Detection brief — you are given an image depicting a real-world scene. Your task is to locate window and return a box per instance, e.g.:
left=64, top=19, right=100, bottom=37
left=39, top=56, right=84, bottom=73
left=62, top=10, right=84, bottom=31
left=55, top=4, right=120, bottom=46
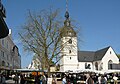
left=1, top=51, right=4, bottom=57
left=95, top=62, right=98, bottom=70
left=108, top=60, right=113, bottom=69
left=85, top=63, right=91, bottom=69
left=85, top=63, right=87, bottom=69
left=99, top=63, right=103, bottom=70
left=68, top=39, right=72, bottom=44
left=69, top=50, right=71, bottom=53
left=108, top=60, right=113, bottom=64
left=7, top=41, right=8, bottom=48
left=2, top=39, right=4, bottom=46
left=110, top=51, right=111, bottom=54
left=7, top=55, right=9, bottom=60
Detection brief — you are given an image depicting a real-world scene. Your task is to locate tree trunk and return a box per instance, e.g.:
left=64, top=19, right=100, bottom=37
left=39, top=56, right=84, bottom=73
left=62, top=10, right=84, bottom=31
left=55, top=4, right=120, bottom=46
left=47, top=65, right=51, bottom=77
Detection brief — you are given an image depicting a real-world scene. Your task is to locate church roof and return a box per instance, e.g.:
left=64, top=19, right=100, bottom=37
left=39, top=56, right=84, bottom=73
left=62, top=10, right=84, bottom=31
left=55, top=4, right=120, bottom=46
left=60, top=26, right=76, bottom=37
left=94, top=46, right=110, bottom=61
left=78, top=51, right=95, bottom=62
left=78, top=46, right=110, bottom=62
left=60, top=11, right=76, bottom=37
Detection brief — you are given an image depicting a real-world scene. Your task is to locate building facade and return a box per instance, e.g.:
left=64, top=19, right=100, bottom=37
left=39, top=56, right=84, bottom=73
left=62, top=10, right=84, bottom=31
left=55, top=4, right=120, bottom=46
left=77, top=46, right=120, bottom=72
left=60, top=11, right=78, bottom=72
left=0, top=30, right=21, bottom=72
left=59, top=11, right=120, bottom=73
left=28, top=55, right=41, bottom=70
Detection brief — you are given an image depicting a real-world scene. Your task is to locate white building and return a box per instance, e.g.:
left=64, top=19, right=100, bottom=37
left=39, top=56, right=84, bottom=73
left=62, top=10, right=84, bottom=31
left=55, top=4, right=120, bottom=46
left=77, top=46, right=119, bottom=72
left=59, top=11, right=120, bottom=73
left=28, top=56, right=41, bottom=70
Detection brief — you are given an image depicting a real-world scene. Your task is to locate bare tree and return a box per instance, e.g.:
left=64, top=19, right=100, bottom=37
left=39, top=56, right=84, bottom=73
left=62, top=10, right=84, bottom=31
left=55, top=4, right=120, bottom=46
left=19, top=8, right=81, bottom=76
left=19, top=9, right=64, bottom=75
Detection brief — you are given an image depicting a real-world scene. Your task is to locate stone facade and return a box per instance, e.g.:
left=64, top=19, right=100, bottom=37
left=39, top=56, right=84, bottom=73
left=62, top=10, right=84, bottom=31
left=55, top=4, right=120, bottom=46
left=0, top=30, right=21, bottom=70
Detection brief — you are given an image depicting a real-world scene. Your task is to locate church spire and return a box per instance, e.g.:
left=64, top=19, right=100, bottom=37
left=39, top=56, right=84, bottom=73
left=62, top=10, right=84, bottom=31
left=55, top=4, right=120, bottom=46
left=64, top=0, right=71, bottom=26
left=65, top=0, right=69, bottom=19
left=60, top=0, right=76, bottom=37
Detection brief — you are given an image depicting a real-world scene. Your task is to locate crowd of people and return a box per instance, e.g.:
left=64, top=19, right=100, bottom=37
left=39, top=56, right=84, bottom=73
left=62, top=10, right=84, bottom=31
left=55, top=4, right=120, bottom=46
left=15, top=73, right=47, bottom=84
left=51, top=72, right=120, bottom=84
left=0, top=72, right=47, bottom=84
left=0, top=72, right=120, bottom=84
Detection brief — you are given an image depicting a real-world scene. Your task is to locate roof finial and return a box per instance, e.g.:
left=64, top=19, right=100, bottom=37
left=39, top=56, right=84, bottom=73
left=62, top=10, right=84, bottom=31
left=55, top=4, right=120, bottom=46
left=65, top=0, right=69, bottom=19
left=66, top=0, right=68, bottom=12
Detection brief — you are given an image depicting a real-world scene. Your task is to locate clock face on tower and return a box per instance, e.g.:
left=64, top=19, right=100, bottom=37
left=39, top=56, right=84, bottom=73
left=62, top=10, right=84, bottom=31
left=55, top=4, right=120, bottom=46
left=68, top=39, right=72, bottom=44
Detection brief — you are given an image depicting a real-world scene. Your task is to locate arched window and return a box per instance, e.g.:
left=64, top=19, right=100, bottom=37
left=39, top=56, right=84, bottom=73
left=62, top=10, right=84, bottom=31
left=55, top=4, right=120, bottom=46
left=108, top=60, right=113, bottom=64
left=99, top=63, right=103, bottom=70
left=108, top=60, right=113, bottom=69
left=95, top=62, right=98, bottom=70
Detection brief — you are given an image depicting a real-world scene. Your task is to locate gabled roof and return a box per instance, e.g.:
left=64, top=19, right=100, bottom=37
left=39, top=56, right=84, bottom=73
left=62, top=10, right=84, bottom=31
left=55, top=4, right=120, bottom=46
left=78, top=51, right=95, bottom=62
left=78, top=46, right=110, bottom=62
left=94, top=46, right=110, bottom=61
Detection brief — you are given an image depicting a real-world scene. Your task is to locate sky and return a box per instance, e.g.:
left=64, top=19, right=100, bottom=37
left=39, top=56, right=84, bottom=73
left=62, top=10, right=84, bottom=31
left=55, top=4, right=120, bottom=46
left=2, top=0, right=120, bottom=68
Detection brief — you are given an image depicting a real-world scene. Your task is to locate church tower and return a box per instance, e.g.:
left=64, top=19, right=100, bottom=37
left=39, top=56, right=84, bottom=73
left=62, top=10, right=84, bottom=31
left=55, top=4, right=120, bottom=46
left=59, top=1, right=78, bottom=72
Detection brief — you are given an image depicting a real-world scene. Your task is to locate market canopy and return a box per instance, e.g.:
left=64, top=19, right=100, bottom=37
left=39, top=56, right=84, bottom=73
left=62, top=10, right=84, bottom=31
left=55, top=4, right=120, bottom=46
left=14, top=69, right=44, bottom=72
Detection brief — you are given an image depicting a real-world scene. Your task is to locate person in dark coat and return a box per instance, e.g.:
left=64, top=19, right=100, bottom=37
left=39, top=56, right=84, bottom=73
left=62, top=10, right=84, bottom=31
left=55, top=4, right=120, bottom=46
left=14, top=74, right=19, bottom=84
left=20, top=74, right=25, bottom=84
left=85, top=73, right=94, bottom=84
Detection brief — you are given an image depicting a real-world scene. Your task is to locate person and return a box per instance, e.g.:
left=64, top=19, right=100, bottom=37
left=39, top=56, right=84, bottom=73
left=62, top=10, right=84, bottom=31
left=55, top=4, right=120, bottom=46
left=85, top=73, right=94, bottom=84
left=52, top=77, right=57, bottom=84
left=92, top=74, right=98, bottom=84
left=20, top=74, right=25, bottom=84
left=73, top=74, right=77, bottom=84
left=113, top=74, right=118, bottom=84
left=62, top=75, right=67, bottom=84
left=41, top=74, right=47, bottom=84
left=67, top=79, right=71, bottom=84
left=43, top=74, right=47, bottom=84
left=14, top=74, right=19, bottom=84
left=39, top=75, right=43, bottom=84
left=12, top=74, right=15, bottom=80
left=100, top=75, right=107, bottom=84
left=98, top=74, right=102, bottom=84
left=35, top=75, right=39, bottom=84
left=1, top=74, right=6, bottom=84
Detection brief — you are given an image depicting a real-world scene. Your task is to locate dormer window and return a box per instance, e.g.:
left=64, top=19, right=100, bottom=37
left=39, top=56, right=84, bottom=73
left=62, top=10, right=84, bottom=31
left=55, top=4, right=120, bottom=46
left=68, top=39, right=72, bottom=44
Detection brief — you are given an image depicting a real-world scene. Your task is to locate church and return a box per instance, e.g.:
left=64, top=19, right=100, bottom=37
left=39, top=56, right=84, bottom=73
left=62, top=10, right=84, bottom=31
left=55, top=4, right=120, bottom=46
left=59, top=10, right=120, bottom=73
